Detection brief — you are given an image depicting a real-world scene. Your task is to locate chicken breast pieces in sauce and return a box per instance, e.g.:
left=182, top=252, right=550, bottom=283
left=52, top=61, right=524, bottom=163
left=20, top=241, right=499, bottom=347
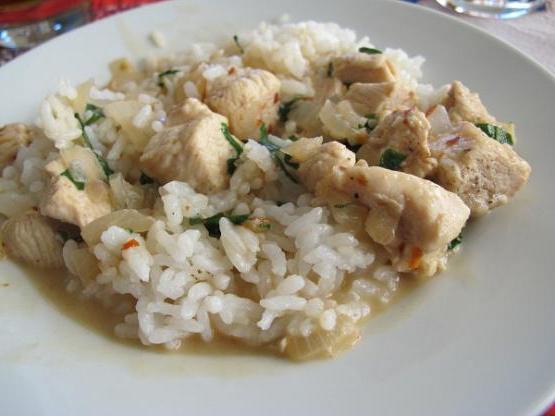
left=141, top=98, right=235, bottom=194
left=205, top=67, right=280, bottom=140
left=430, top=122, right=531, bottom=216
left=297, top=142, right=470, bottom=277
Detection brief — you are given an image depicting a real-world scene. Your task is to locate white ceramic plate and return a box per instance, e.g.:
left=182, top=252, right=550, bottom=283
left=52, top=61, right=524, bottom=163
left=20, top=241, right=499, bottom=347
left=1, top=1, right=554, bottom=415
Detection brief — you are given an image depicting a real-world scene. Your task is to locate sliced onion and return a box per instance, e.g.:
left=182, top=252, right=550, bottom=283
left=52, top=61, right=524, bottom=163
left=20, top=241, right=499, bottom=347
left=427, top=104, right=453, bottom=136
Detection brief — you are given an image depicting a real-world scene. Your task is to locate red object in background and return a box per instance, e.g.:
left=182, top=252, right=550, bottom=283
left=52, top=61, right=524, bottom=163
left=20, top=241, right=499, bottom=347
left=0, top=0, right=86, bottom=24
left=90, top=0, right=161, bottom=19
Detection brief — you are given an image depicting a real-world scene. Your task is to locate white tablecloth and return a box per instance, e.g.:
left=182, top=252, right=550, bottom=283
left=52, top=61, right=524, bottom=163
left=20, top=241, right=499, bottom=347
left=418, top=0, right=555, bottom=74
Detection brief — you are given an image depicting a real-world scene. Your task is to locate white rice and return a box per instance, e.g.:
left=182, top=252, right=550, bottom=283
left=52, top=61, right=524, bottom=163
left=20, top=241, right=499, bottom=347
left=0, top=19, right=433, bottom=357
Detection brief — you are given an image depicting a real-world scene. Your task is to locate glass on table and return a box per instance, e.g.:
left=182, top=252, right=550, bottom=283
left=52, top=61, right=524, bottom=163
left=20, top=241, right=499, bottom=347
left=0, top=0, right=90, bottom=50
left=435, top=0, right=547, bottom=19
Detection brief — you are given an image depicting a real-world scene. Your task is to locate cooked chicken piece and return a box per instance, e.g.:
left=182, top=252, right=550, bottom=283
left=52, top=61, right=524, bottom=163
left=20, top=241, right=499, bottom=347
left=1, top=211, right=64, bottom=269
left=345, top=82, right=415, bottom=117
left=40, top=150, right=112, bottom=228
left=443, top=81, right=495, bottom=124
left=319, top=162, right=469, bottom=276
left=298, top=141, right=469, bottom=276
left=289, top=74, right=345, bottom=137
left=0, top=123, right=32, bottom=170
left=140, top=98, right=234, bottom=193
left=297, top=141, right=356, bottom=191
left=205, top=67, right=280, bottom=140
left=332, top=53, right=397, bottom=85
left=357, top=108, right=437, bottom=177
left=430, top=122, right=531, bottom=216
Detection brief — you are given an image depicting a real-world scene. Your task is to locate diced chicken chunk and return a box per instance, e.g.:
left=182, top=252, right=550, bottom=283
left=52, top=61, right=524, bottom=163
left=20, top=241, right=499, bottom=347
left=298, top=143, right=469, bottom=276
left=0, top=123, right=32, bottom=170
left=40, top=176, right=112, bottom=228
left=205, top=67, right=280, bottom=140
left=443, top=81, right=495, bottom=124
left=1, top=211, right=64, bottom=269
left=345, top=82, right=415, bottom=117
left=332, top=53, right=397, bottom=85
left=40, top=146, right=112, bottom=228
left=430, top=122, right=531, bottom=216
left=357, top=108, right=436, bottom=177
left=298, top=141, right=356, bottom=191
left=140, top=98, right=234, bottom=193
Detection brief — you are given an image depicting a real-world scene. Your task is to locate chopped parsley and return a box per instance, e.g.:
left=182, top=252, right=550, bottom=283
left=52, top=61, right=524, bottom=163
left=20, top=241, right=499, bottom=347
left=379, top=148, right=407, bottom=171
left=190, top=212, right=250, bottom=238
left=358, top=46, right=382, bottom=55
left=448, top=232, right=463, bottom=250
left=258, top=124, right=299, bottom=183
left=358, top=113, right=378, bottom=134
left=84, top=103, right=105, bottom=125
left=257, top=222, right=272, bottom=230
left=60, top=169, right=85, bottom=190
left=74, top=113, right=114, bottom=178
left=157, top=69, right=180, bottom=88
left=475, top=123, right=513, bottom=145
left=221, top=123, right=243, bottom=175
left=139, top=172, right=155, bottom=185
left=288, top=135, right=299, bottom=142
left=278, top=98, right=299, bottom=123
left=327, top=62, right=334, bottom=78
left=233, top=35, right=244, bottom=54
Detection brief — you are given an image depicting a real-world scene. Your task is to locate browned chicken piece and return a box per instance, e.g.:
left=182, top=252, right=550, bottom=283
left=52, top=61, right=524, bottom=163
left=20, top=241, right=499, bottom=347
left=430, top=122, right=531, bottom=216
left=297, top=141, right=356, bottom=191
left=40, top=147, right=112, bottom=228
left=205, top=67, right=280, bottom=140
left=1, top=211, right=64, bottom=269
left=0, top=123, right=32, bottom=170
left=141, top=98, right=235, bottom=193
left=345, top=81, right=415, bottom=117
left=332, top=53, right=397, bottom=85
left=442, top=81, right=496, bottom=124
left=357, top=108, right=437, bottom=178
left=298, top=142, right=470, bottom=277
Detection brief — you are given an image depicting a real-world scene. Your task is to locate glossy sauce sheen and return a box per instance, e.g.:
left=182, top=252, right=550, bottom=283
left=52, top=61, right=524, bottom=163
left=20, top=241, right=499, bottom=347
left=23, top=263, right=420, bottom=358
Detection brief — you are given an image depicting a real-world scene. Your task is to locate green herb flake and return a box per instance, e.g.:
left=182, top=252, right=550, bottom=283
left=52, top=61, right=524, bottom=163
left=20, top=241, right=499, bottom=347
left=278, top=98, right=299, bottom=123
left=157, top=69, right=180, bottom=88
left=327, top=62, right=334, bottom=78
left=288, top=135, right=299, bottom=142
left=379, top=148, right=407, bottom=171
left=189, top=212, right=250, bottom=238
left=74, top=113, right=114, bottom=178
left=125, top=228, right=134, bottom=234
left=139, top=172, right=154, bottom=185
left=60, top=169, right=85, bottom=190
left=233, top=35, right=244, bottom=54
left=257, top=223, right=272, bottom=230
left=84, top=103, right=105, bottom=125
left=475, top=123, right=513, bottom=145
left=358, top=46, right=382, bottom=55
left=448, top=232, right=463, bottom=251
left=258, top=124, right=299, bottom=183
left=221, top=123, right=243, bottom=175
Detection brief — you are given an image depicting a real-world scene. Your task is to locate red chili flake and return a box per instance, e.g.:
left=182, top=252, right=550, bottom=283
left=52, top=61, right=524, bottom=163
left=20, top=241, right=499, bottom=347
left=409, top=246, right=423, bottom=270
left=446, top=137, right=460, bottom=147
left=228, top=67, right=236, bottom=75
left=273, top=93, right=279, bottom=104
left=122, top=239, right=140, bottom=250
